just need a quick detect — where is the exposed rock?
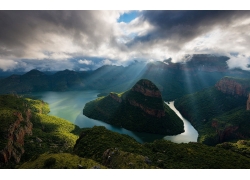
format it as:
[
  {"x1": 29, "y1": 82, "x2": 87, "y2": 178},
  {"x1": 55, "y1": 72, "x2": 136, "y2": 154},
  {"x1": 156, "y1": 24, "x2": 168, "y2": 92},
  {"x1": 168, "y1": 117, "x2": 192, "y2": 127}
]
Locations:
[
  {"x1": 144, "y1": 156, "x2": 152, "y2": 164},
  {"x1": 0, "y1": 109, "x2": 33, "y2": 166},
  {"x1": 36, "y1": 137, "x2": 43, "y2": 143},
  {"x1": 212, "y1": 120, "x2": 239, "y2": 143},
  {"x1": 247, "y1": 93, "x2": 250, "y2": 110},
  {"x1": 131, "y1": 79, "x2": 162, "y2": 98},
  {"x1": 215, "y1": 77, "x2": 250, "y2": 97},
  {"x1": 109, "y1": 92, "x2": 122, "y2": 103},
  {"x1": 128, "y1": 99, "x2": 165, "y2": 118}
]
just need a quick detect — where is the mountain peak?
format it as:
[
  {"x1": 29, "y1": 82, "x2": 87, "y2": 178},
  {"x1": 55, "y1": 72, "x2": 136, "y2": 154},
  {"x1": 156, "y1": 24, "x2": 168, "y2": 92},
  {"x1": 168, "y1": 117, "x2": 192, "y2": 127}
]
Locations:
[
  {"x1": 24, "y1": 69, "x2": 45, "y2": 76},
  {"x1": 83, "y1": 79, "x2": 184, "y2": 135},
  {"x1": 131, "y1": 79, "x2": 161, "y2": 98}
]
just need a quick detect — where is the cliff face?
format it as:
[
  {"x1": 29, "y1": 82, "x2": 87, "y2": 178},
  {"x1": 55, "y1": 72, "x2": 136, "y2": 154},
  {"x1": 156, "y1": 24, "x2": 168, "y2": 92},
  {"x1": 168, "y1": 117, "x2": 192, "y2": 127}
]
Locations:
[
  {"x1": 0, "y1": 109, "x2": 33, "y2": 166},
  {"x1": 128, "y1": 99, "x2": 165, "y2": 118},
  {"x1": 109, "y1": 92, "x2": 122, "y2": 103},
  {"x1": 131, "y1": 80, "x2": 162, "y2": 98},
  {"x1": 247, "y1": 94, "x2": 250, "y2": 110},
  {"x1": 128, "y1": 79, "x2": 165, "y2": 118},
  {"x1": 215, "y1": 77, "x2": 250, "y2": 97}
]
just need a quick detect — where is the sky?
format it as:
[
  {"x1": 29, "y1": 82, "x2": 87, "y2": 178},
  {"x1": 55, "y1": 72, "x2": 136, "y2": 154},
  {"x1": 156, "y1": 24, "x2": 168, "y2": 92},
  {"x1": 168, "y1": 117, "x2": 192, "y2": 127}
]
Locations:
[{"x1": 1, "y1": 1, "x2": 250, "y2": 72}]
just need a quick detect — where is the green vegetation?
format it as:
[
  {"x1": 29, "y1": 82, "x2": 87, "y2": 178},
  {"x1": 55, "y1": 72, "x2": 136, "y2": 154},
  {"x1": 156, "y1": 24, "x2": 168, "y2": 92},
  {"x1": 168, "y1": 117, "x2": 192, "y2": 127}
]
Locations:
[
  {"x1": 175, "y1": 87, "x2": 249, "y2": 145},
  {"x1": 83, "y1": 79, "x2": 184, "y2": 135},
  {"x1": 74, "y1": 126, "x2": 250, "y2": 169},
  {"x1": 0, "y1": 94, "x2": 82, "y2": 167},
  {"x1": 217, "y1": 140, "x2": 250, "y2": 158},
  {"x1": 2, "y1": 94, "x2": 250, "y2": 169},
  {"x1": 21, "y1": 113, "x2": 82, "y2": 162},
  {"x1": 18, "y1": 153, "x2": 105, "y2": 169}
]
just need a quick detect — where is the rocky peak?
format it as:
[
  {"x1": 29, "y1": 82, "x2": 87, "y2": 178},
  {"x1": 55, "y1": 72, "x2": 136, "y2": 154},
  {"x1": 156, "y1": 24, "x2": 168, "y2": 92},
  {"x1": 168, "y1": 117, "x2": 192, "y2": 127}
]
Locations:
[
  {"x1": 215, "y1": 77, "x2": 250, "y2": 97},
  {"x1": 131, "y1": 79, "x2": 162, "y2": 98},
  {"x1": 128, "y1": 79, "x2": 165, "y2": 118}
]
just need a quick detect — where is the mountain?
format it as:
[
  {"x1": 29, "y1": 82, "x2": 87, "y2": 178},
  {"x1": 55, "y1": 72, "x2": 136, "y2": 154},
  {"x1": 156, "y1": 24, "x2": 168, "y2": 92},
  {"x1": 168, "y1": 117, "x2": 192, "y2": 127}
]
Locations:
[
  {"x1": 1, "y1": 54, "x2": 250, "y2": 101},
  {"x1": 0, "y1": 70, "x2": 50, "y2": 93},
  {"x1": 215, "y1": 76, "x2": 250, "y2": 97},
  {"x1": 50, "y1": 69, "x2": 85, "y2": 91},
  {"x1": 83, "y1": 79, "x2": 184, "y2": 135},
  {"x1": 175, "y1": 77, "x2": 250, "y2": 145}
]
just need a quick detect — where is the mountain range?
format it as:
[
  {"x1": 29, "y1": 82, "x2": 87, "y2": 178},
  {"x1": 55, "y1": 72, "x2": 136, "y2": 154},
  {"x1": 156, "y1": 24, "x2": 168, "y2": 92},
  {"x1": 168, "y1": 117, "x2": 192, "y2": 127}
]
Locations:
[{"x1": 1, "y1": 54, "x2": 250, "y2": 102}]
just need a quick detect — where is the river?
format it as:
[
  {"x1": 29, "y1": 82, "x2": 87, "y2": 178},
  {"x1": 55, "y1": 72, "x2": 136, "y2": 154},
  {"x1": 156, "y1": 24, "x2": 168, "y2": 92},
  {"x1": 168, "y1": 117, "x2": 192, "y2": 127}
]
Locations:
[{"x1": 26, "y1": 90, "x2": 198, "y2": 144}]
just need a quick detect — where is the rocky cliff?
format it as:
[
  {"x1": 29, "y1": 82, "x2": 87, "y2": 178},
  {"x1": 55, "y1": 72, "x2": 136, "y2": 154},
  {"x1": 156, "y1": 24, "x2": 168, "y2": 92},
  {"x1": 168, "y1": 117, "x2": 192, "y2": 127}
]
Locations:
[
  {"x1": 215, "y1": 77, "x2": 250, "y2": 97},
  {"x1": 131, "y1": 79, "x2": 162, "y2": 98},
  {"x1": 247, "y1": 94, "x2": 250, "y2": 110},
  {"x1": 83, "y1": 79, "x2": 184, "y2": 135},
  {"x1": 0, "y1": 108, "x2": 33, "y2": 166}
]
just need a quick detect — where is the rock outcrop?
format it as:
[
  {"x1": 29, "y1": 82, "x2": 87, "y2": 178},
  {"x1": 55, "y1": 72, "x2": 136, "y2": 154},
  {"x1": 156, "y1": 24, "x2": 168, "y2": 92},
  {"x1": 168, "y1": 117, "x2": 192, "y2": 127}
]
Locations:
[
  {"x1": 215, "y1": 77, "x2": 250, "y2": 97},
  {"x1": 109, "y1": 92, "x2": 122, "y2": 103},
  {"x1": 131, "y1": 79, "x2": 162, "y2": 98},
  {"x1": 247, "y1": 93, "x2": 250, "y2": 110},
  {"x1": 0, "y1": 109, "x2": 33, "y2": 166},
  {"x1": 128, "y1": 99, "x2": 165, "y2": 118}
]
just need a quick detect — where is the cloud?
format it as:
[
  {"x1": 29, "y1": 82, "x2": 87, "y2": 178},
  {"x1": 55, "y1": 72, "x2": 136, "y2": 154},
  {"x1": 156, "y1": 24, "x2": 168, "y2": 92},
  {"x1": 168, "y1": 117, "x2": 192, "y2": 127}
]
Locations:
[
  {"x1": 226, "y1": 55, "x2": 250, "y2": 70},
  {"x1": 0, "y1": 10, "x2": 121, "y2": 60},
  {"x1": 100, "y1": 59, "x2": 112, "y2": 65},
  {"x1": 0, "y1": 59, "x2": 18, "y2": 71},
  {"x1": 78, "y1": 59, "x2": 93, "y2": 65},
  {"x1": 1, "y1": 10, "x2": 250, "y2": 71}
]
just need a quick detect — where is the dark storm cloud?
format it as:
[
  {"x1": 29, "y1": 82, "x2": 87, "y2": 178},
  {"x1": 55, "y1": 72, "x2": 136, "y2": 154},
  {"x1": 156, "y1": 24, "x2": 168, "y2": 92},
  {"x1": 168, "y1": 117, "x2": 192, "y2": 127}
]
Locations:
[
  {"x1": 0, "y1": 10, "x2": 115, "y2": 58},
  {"x1": 127, "y1": 10, "x2": 250, "y2": 51}
]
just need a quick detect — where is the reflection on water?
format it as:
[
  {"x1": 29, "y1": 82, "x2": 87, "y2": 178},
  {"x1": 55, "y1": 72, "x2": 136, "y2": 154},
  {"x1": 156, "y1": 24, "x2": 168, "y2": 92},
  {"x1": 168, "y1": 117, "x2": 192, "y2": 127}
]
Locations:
[
  {"x1": 164, "y1": 101, "x2": 198, "y2": 143},
  {"x1": 27, "y1": 91, "x2": 198, "y2": 143}
]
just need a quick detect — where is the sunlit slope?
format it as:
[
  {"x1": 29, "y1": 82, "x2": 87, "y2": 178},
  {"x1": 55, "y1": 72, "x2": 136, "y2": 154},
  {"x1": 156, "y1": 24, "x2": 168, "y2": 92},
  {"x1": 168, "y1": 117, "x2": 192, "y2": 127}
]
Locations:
[
  {"x1": 83, "y1": 79, "x2": 184, "y2": 135},
  {"x1": 0, "y1": 94, "x2": 81, "y2": 168},
  {"x1": 74, "y1": 126, "x2": 250, "y2": 169},
  {"x1": 175, "y1": 87, "x2": 249, "y2": 145}
]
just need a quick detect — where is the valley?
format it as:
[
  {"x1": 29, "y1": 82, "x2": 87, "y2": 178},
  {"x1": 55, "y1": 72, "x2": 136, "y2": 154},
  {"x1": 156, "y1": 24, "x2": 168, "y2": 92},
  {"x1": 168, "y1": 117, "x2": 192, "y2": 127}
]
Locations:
[{"x1": 1, "y1": 55, "x2": 250, "y2": 169}]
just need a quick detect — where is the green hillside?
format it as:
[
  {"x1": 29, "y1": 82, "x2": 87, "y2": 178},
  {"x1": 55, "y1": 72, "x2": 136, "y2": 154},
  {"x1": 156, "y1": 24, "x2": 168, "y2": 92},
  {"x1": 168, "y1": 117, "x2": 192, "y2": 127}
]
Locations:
[
  {"x1": 175, "y1": 87, "x2": 249, "y2": 145},
  {"x1": 0, "y1": 94, "x2": 82, "y2": 168},
  {"x1": 74, "y1": 126, "x2": 250, "y2": 169},
  {"x1": 83, "y1": 79, "x2": 184, "y2": 135}
]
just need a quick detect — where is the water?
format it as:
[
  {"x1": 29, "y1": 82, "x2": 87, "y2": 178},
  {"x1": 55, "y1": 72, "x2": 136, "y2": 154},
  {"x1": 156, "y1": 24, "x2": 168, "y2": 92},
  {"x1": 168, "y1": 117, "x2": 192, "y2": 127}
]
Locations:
[
  {"x1": 164, "y1": 101, "x2": 198, "y2": 143},
  {"x1": 26, "y1": 91, "x2": 198, "y2": 143}
]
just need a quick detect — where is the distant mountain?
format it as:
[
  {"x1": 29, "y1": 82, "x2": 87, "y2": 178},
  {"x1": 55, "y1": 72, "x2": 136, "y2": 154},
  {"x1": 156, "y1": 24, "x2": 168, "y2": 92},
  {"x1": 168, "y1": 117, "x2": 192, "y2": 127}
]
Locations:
[
  {"x1": 215, "y1": 76, "x2": 250, "y2": 97},
  {"x1": 1, "y1": 54, "x2": 250, "y2": 101},
  {"x1": 83, "y1": 79, "x2": 184, "y2": 135},
  {"x1": 50, "y1": 69, "x2": 85, "y2": 91}
]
